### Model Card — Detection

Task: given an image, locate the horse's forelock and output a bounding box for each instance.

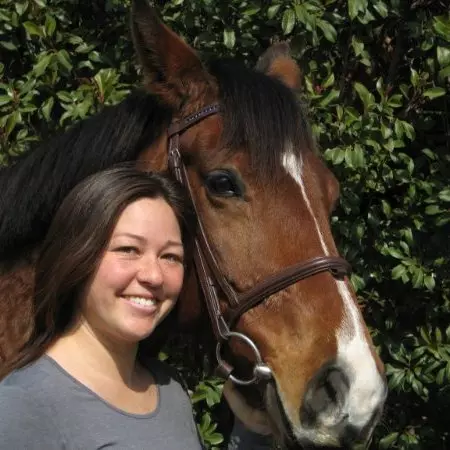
[208,59,314,178]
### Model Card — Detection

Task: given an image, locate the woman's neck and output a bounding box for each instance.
[47,320,139,387]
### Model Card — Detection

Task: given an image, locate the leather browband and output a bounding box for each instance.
[168,104,220,138]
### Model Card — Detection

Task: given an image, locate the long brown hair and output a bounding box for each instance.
[1,167,196,379]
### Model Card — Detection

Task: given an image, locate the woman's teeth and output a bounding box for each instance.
[126,297,156,307]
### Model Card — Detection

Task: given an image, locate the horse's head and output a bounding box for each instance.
[131,1,387,447]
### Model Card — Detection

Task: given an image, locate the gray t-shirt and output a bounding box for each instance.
[0,355,202,450]
[0,356,274,449]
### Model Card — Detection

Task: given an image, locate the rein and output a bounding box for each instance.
[167,104,352,386]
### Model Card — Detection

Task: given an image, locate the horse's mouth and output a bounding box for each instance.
[264,381,361,450]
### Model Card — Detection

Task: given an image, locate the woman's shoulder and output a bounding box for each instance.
[1,356,53,391]
[0,381,47,424]
[0,367,63,448]
[1,355,73,412]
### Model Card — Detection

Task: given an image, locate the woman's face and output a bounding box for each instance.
[80,197,185,344]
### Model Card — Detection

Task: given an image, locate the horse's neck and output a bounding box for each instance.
[0,257,36,362]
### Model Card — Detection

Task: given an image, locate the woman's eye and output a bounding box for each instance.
[114,246,139,254]
[163,253,184,264]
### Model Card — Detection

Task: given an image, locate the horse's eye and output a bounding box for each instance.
[204,170,243,198]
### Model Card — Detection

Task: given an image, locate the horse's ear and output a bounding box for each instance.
[256,42,302,90]
[131,0,208,108]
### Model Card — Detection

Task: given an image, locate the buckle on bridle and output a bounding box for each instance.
[215,331,273,386]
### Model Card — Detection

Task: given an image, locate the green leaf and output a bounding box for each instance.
[23,21,43,37]
[0,96,12,107]
[294,4,310,26]
[88,51,102,63]
[223,29,235,49]
[354,82,374,111]
[33,53,53,77]
[0,41,18,51]
[438,65,450,82]
[382,200,391,217]
[325,147,345,165]
[392,264,406,280]
[412,268,424,288]
[56,50,73,71]
[318,89,339,107]
[379,431,399,448]
[433,15,450,42]
[437,46,450,68]
[422,148,436,159]
[41,96,54,121]
[267,5,280,20]
[425,205,441,215]
[351,36,365,56]
[282,9,296,35]
[45,14,56,37]
[322,73,335,89]
[387,248,404,259]
[373,1,388,18]
[15,1,29,15]
[57,91,73,103]
[387,94,403,108]
[317,19,337,43]
[207,433,224,445]
[348,0,359,19]
[402,121,415,140]
[423,87,446,99]
[5,111,21,137]
[403,228,414,246]
[410,68,419,87]
[438,188,450,202]
[353,143,365,167]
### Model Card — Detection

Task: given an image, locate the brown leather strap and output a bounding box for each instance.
[168,104,220,138]
[168,129,232,339]
[228,256,351,328]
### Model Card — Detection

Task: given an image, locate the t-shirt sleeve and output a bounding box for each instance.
[0,385,64,449]
[227,417,274,450]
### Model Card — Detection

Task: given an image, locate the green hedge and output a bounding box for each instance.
[1,0,449,448]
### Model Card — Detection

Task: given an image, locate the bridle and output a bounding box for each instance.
[167,104,352,386]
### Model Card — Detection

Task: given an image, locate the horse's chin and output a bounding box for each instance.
[226,380,358,450]
[223,379,301,448]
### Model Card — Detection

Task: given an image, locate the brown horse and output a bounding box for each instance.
[0,0,387,447]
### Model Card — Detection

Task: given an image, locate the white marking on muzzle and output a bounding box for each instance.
[282,150,386,431]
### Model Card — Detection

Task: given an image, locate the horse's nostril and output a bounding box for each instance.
[301,365,349,427]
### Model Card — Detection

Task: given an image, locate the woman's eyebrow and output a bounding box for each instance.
[162,240,184,249]
[113,233,183,249]
[112,232,146,243]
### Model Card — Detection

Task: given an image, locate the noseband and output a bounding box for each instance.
[167,104,351,386]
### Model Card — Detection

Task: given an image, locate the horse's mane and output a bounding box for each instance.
[0,59,313,263]
[0,90,173,261]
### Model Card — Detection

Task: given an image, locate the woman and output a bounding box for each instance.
[0,167,272,449]
[0,167,199,449]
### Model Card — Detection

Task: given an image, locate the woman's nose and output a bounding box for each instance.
[136,257,164,287]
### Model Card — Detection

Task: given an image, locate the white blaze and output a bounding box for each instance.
[282,149,386,430]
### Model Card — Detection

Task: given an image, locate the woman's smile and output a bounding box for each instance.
[122,295,158,313]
